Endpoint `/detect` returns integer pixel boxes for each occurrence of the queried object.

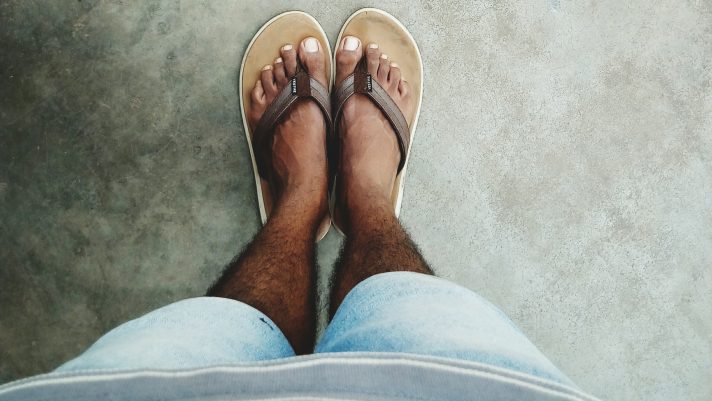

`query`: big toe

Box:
[299,37,328,88]
[335,36,362,86]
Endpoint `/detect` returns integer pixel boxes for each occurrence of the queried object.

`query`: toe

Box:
[366,43,381,75]
[251,79,265,104]
[249,80,266,128]
[336,36,362,85]
[398,79,409,96]
[299,37,327,88]
[260,65,278,98]
[273,57,287,86]
[280,44,297,77]
[388,62,401,87]
[377,54,390,82]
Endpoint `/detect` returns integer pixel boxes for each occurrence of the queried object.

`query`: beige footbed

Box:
[331,8,424,233]
[239,11,333,241]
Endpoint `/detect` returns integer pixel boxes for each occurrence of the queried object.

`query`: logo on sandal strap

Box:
[290,78,297,94]
[367,75,373,91]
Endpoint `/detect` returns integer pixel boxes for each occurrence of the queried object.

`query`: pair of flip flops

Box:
[239,8,423,240]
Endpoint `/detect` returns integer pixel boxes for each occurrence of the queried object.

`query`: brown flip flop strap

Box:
[332,58,410,173]
[253,61,332,179]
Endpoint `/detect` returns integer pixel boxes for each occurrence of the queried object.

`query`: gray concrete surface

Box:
[1,1,710,400]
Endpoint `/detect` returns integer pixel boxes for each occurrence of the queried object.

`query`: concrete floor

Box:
[0,0,710,400]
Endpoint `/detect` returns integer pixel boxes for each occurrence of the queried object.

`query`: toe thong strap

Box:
[331,58,410,174]
[253,61,332,179]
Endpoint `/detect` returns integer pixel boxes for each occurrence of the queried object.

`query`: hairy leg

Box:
[208,192,324,354]
[208,37,329,354]
[330,197,432,317]
[329,36,432,317]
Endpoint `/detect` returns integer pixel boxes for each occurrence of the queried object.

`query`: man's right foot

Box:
[334,35,414,221]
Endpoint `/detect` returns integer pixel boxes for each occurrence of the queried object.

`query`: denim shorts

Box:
[54,272,574,387]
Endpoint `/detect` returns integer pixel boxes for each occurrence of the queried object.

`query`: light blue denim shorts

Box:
[56,272,574,387]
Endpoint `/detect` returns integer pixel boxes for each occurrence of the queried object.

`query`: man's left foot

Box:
[247,37,329,214]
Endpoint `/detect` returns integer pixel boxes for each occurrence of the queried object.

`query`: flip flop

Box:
[239,11,333,241]
[329,8,424,234]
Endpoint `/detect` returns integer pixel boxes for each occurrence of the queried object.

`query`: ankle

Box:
[341,189,395,235]
[274,185,327,221]
[273,169,327,203]
[341,177,389,209]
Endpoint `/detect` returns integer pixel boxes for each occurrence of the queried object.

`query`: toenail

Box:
[381,54,388,60]
[275,57,283,64]
[344,36,360,51]
[262,65,272,71]
[368,43,379,50]
[304,38,319,52]
[391,63,399,68]
[282,44,293,51]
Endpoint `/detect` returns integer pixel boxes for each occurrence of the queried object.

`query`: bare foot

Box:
[248,37,329,214]
[334,36,413,222]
